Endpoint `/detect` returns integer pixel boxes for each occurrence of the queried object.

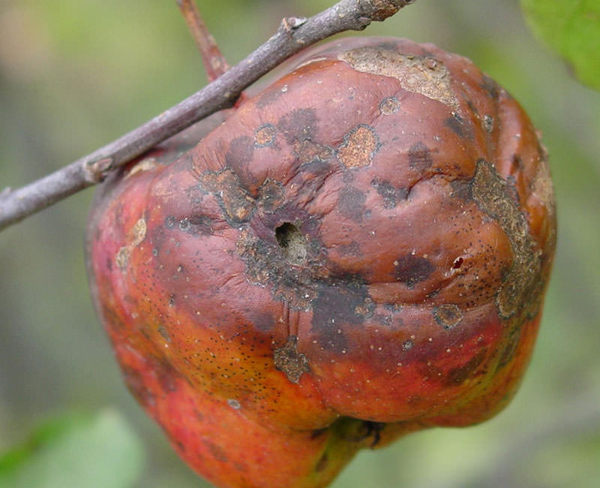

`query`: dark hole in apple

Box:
[452,257,464,269]
[275,222,307,265]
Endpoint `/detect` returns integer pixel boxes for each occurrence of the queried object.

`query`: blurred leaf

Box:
[0,409,144,488]
[520,0,600,90]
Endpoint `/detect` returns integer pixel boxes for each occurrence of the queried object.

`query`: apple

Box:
[86,37,556,488]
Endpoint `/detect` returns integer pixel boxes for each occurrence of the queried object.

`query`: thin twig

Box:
[0,0,417,232]
[176,0,230,82]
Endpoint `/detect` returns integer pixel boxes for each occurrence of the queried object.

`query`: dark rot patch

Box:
[251,312,276,333]
[371,178,408,208]
[337,186,367,222]
[394,254,435,288]
[445,113,473,140]
[273,335,309,383]
[311,281,374,352]
[254,124,277,148]
[277,108,318,144]
[226,136,255,167]
[408,142,433,172]
[337,125,379,169]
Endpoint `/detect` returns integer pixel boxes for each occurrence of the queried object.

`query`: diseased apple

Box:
[86,37,556,488]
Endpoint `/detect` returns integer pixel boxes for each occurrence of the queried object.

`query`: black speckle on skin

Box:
[338,186,367,222]
[408,142,433,172]
[371,178,408,208]
[445,114,473,140]
[394,254,435,288]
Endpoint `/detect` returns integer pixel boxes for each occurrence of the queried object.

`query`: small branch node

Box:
[85,157,115,184]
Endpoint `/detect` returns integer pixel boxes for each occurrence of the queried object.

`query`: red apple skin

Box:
[86,37,556,488]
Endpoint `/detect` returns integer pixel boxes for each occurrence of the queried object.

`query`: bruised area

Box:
[86,37,556,488]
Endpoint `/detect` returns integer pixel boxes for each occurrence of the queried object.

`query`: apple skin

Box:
[86,37,556,488]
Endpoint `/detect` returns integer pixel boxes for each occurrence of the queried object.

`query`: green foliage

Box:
[521,0,600,90]
[0,410,144,488]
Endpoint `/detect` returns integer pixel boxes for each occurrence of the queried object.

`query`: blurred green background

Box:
[1,1,599,487]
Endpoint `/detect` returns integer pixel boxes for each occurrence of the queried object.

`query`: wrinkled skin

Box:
[86,38,556,488]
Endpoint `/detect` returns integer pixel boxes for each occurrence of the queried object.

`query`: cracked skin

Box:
[86,37,556,488]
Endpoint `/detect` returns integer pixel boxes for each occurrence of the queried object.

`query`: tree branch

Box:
[0,0,417,232]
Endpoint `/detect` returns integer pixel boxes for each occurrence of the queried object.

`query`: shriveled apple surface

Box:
[86,38,556,488]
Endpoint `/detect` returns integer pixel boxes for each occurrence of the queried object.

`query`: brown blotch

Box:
[471,160,542,318]
[337,124,379,169]
[433,304,463,329]
[254,124,277,148]
[339,46,459,111]
[408,142,433,172]
[394,254,435,288]
[273,336,309,384]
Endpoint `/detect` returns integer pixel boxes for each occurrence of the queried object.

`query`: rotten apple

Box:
[86,37,556,488]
